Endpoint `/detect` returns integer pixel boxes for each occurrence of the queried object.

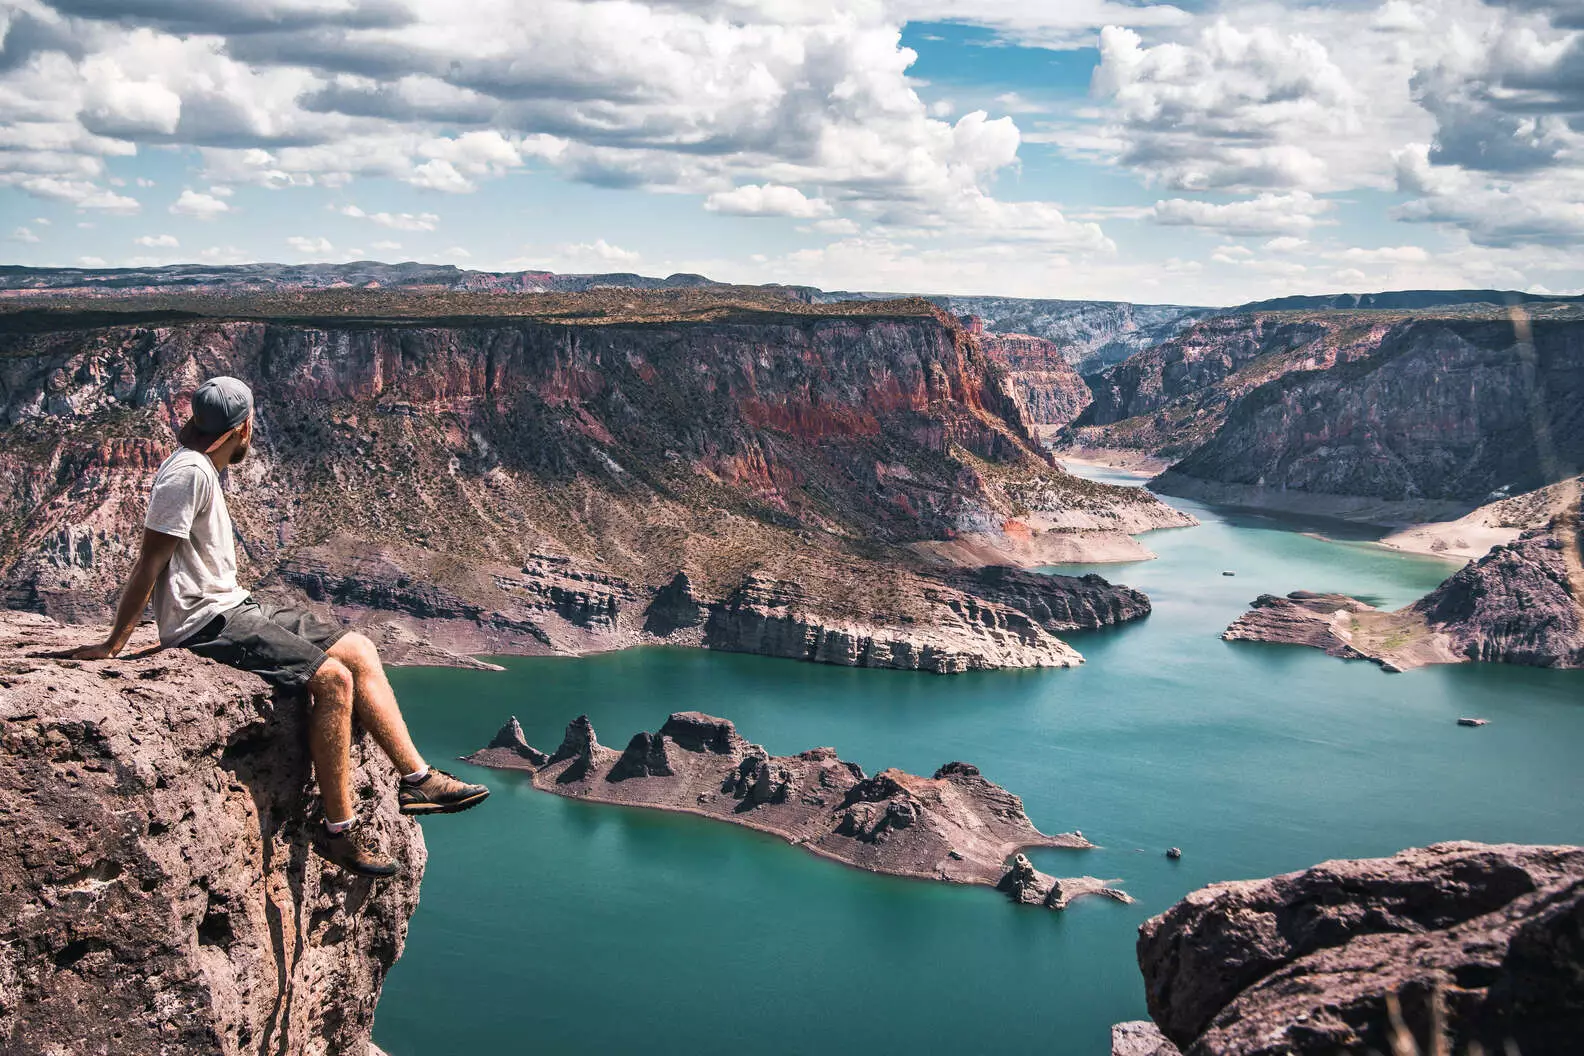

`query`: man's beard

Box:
[229,439,250,465]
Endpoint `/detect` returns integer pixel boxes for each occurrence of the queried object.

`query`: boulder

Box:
[1136,841,1584,1056]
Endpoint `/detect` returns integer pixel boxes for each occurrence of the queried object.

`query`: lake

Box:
[374,472,1584,1055]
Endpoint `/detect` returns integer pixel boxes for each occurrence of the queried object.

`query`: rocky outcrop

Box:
[0,291,1176,673]
[1412,513,1583,667]
[978,330,1093,428]
[1111,1021,1182,1056]
[1131,842,1584,1056]
[0,610,424,1056]
[465,716,550,769]
[696,573,1086,673]
[1224,509,1583,670]
[464,713,1131,911]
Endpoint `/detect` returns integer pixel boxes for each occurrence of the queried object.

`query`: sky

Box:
[2,0,1583,306]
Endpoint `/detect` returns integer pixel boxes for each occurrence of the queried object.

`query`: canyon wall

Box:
[1068,308,1584,516]
[0,297,1176,669]
[978,331,1093,429]
[0,610,423,1055]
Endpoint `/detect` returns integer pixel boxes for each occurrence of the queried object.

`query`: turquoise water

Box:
[374,474,1584,1056]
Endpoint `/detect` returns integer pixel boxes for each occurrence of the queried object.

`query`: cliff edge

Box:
[0,611,424,1056]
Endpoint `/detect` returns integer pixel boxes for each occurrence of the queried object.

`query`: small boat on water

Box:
[1457,717,1490,727]
[1221,570,1236,576]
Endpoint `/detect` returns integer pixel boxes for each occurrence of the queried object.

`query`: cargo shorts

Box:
[180,596,348,692]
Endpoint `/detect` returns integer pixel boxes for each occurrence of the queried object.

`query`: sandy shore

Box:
[1378,476,1581,562]
[1052,446,1172,476]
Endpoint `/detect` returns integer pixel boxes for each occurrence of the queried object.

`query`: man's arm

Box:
[68,528,182,660]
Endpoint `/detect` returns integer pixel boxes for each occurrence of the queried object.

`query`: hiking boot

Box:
[399,768,490,815]
[312,822,399,878]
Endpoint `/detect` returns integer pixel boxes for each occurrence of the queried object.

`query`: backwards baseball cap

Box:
[182,376,253,451]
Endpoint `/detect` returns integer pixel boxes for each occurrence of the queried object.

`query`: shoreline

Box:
[1052,447,1171,477]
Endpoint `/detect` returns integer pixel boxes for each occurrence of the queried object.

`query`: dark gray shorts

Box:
[180,596,348,691]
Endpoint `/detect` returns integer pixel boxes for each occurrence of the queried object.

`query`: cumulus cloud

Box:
[1152,191,1333,235]
[170,188,232,218]
[0,0,1103,251]
[1089,21,1364,192]
[371,238,401,250]
[557,239,640,266]
[285,234,332,254]
[337,203,438,230]
[705,184,833,219]
[134,232,179,247]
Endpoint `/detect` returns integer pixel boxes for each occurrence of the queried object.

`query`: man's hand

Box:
[66,640,119,661]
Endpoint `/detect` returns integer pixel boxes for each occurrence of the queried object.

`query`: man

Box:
[69,376,488,878]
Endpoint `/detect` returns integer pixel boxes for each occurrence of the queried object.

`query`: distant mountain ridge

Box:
[1238,289,1584,311]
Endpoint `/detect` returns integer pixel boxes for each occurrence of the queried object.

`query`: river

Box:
[374,470,1584,1055]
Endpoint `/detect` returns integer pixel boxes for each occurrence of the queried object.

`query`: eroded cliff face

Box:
[978,331,1093,429]
[1067,308,1584,517]
[0,610,424,1056]
[1127,842,1584,1056]
[0,298,1173,671]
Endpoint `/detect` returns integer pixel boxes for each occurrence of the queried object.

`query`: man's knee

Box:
[331,631,381,671]
[308,657,354,705]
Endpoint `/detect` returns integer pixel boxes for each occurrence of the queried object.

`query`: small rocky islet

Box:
[465,712,1132,911]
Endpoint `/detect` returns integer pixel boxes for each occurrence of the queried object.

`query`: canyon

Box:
[0,610,422,1056]
[1068,304,1584,524]
[1114,841,1584,1056]
[0,290,1187,673]
[465,711,1131,911]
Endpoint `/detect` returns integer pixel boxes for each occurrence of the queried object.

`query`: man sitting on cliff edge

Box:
[69,376,488,877]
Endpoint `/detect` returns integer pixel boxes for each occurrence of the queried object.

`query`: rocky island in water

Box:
[466,712,1131,911]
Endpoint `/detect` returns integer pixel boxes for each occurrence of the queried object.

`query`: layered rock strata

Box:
[0,610,424,1056]
[1128,842,1584,1056]
[465,712,1131,910]
[977,330,1093,428]
[0,292,1179,673]
[1065,306,1584,521]
[1224,510,1583,670]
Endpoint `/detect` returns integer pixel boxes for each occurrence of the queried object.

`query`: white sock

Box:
[402,766,430,784]
[325,816,355,834]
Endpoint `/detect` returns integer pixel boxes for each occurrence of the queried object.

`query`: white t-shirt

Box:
[144,447,250,645]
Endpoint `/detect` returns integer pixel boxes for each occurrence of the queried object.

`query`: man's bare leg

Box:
[326,632,425,775]
[307,654,399,876]
[306,656,357,823]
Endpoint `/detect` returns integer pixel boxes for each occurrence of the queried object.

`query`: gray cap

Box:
[190,376,253,434]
